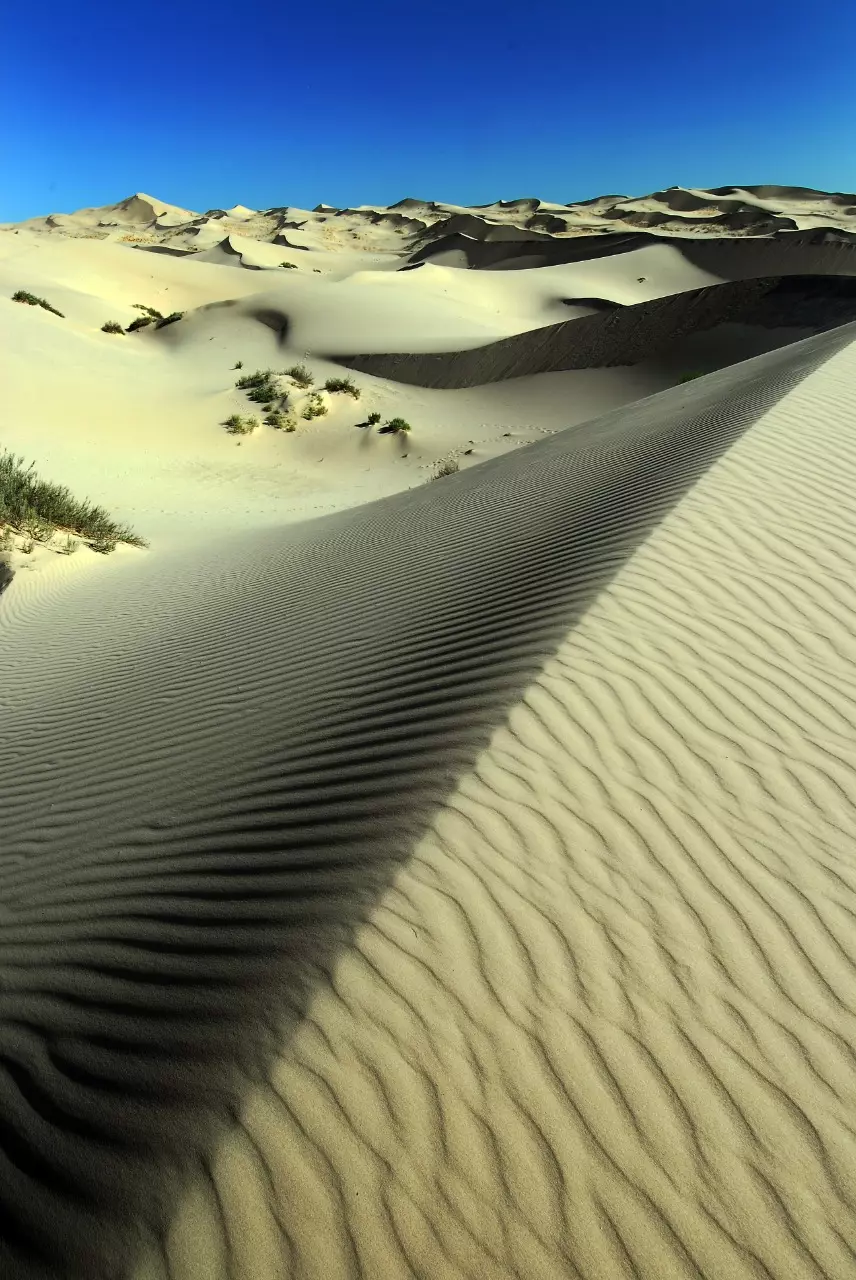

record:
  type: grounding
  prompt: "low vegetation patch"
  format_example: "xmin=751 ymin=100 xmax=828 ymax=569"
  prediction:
xmin=302 ymin=392 xmax=328 ymax=420
xmin=283 ymin=363 xmax=313 ymax=389
xmin=224 ymin=414 xmax=259 ymax=435
xmin=366 ymin=411 xmax=382 ymax=425
xmin=280 ymin=261 xmax=298 ymax=269
xmin=0 ymin=449 xmax=146 ymax=550
xmin=12 ymin=290 xmax=64 ymax=318
xmin=102 ymin=321 xmax=124 ymax=334
xmin=236 ymin=368 xmax=281 ymax=404
xmin=433 ymin=457 xmax=459 ymax=479
xmin=132 ymin=304 xmax=164 ymax=319
xmin=324 ymin=376 xmax=360 ymax=399
xmin=155 ymin=311 xmax=184 ymax=328
xmin=127 ymin=316 xmax=155 ymax=332
xmin=264 ymin=410 xmax=296 ymax=431
xmin=382 ymin=417 xmax=411 ymax=434
xmin=233 ymin=360 xmax=244 ymax=369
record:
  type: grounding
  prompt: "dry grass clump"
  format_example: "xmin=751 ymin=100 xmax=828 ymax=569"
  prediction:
xmin=12 ymin=290 xmax=64 ymax=317
xmin=0 ymin=449 xmax=146 ymax=550
xmin=433 ymin=457 xmax=459 ymax=479
xmin=324 ymin=376 xmax=360 ymax=399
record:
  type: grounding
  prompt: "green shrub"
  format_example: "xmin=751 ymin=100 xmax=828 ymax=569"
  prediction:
xmin=384 ymin=417 xmax=411 ymax=434
xmin=224 ymin=414 xmax=256 ymax=435
xmin=280 ymin=261 xmax=298 ymax=269
xmin=302 ymin=392 xmax=328 ymax=420
xmin=90 ymin=537 xmax=117 ymax=555
xmin=367 ymin=411 xmax=382 ymax=425
xmin=233 ymin=360 xmax=244 ymax=369
xmin=235 ymin=368 xmax=280 ymax=404
xmin=324 ymin=376 xmax=360 ymax=399
xmin=156 ymin=311 xmax=184 ymax=328
xmin=0 ymin=449 xmax=145 ymax=549
xmin=102 ymin=321 xmax=124 ymax=334
xmin=283 ymin=363 xmax=313 ymax=389
xmin=132 ymin=304 xmax=164 ymax=319
xmin=127 ymin=316 xmax=155 ymax=332
xmin=265 ymin=410 xmax=296 ymax=431
xmin=12 ymin=290 xmax=64 ymax=317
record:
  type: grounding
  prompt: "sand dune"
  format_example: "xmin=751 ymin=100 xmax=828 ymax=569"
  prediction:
xmin=5 ymin=187 xmax=856 ymax=1278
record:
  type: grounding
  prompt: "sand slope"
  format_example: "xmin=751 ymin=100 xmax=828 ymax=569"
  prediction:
xmin=6 ymin=186 xmax=856 ymax=1278
xmin=3 ymin=318 xmax=856 ymax=1277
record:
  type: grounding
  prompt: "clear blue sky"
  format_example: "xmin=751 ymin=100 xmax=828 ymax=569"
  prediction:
xmin=2 ymin=0 xmax=855 ymax=221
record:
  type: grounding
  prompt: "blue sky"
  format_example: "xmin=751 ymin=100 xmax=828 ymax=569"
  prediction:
xmin=2 ymin=0 xmax=855 ymax=220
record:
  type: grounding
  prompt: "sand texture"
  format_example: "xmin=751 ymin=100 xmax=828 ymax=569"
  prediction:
xmin=4 ymin=187 xmax=856 ymax=1279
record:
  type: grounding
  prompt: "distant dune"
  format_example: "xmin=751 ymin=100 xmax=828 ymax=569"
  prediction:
xmin=4 ymin=185 xmax=856 ymax=1280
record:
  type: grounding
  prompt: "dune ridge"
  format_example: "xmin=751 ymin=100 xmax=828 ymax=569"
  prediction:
xmin=3 ymin=322 xmax=856 ymax=1277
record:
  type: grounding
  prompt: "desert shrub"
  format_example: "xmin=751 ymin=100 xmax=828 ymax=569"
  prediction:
xmin=433 ymin=457 xmax=459 ymax=479
xmin=90 ymin=537 xmax=117 ymax=555
xmin=678 ymin=371 xmax=704 ymax=384
xmin=60 ymin=534 xmax=80 ymax=555
xmin=283 ymin=363 xmax=313 ymax=389
xmin=102 ymin=321 xmax=124 ymax=334
xmin=156 ymin=311 xmax=183 ymax=328
xmin=302 ymin=392 xmax=328 ymax=420
xmin=280 ymin=261 xmax=298 ymax=269
xmin=20 ymin=514 xmax=56 ymax=543
xmin=265 ymin=410 xmax=296 ymax=431
xmin=324 ymin=376 xmax=360 ymax=399
xmin=235 ymin=369 xmax=274 ymax=389
xmin=224 ymin=414 xmax=256 ymax=435
xmin=0 ymin=526 xmax=13 ymax=552
xmin=0 ymin=449 xmax=145 ymax=548
xmin=233 ymin=360 xmax=244 ymax=369
xmin=132 ymin=304 xmax=163 ymax=319
xmin=235 ymin=368 xmax=280 ymax=404
xmin=366 ymin=411 xmax=382 ymax=425
xmin=127 ymin=316 xmax=155 ymax=332
xmin=383 ymin=417 xmax=411 ymax=434
xmin=12 ymin=290 xmax=64 ymax=317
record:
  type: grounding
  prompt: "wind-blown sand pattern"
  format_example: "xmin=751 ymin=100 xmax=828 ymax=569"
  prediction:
xmin=4 ymin=188 xmax=856 ymax=1278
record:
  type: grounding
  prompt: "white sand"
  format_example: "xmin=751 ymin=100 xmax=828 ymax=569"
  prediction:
xmin=3 ymin=188 xmax=856 ymax=1280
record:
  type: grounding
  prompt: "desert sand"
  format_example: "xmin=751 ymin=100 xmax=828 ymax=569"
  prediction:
xmin=3 ymin=185 xmax=856 ymax=1279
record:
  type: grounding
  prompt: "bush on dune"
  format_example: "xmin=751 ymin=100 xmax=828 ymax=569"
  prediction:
xmin=155 ymin=311 xmax=184 ymax=328
xmin=283 ymin=363 xmax=313 ymax=389
xmin=302 ymin=392 xmax=328 ymax=420
xmin=12 ymin=290 xmax=64 ymax=318
xmin=102 ymin=321 xmax=124 ymax=334
xmin=0 ymin=449 xmax=146 ymax=551
xmin=132 ymin=304 xmax=164 ymax=319
xmin=324 ymin=376 xmax=360 ymax=399
xmin=127 ymin=316 xmax=155 ymax=332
